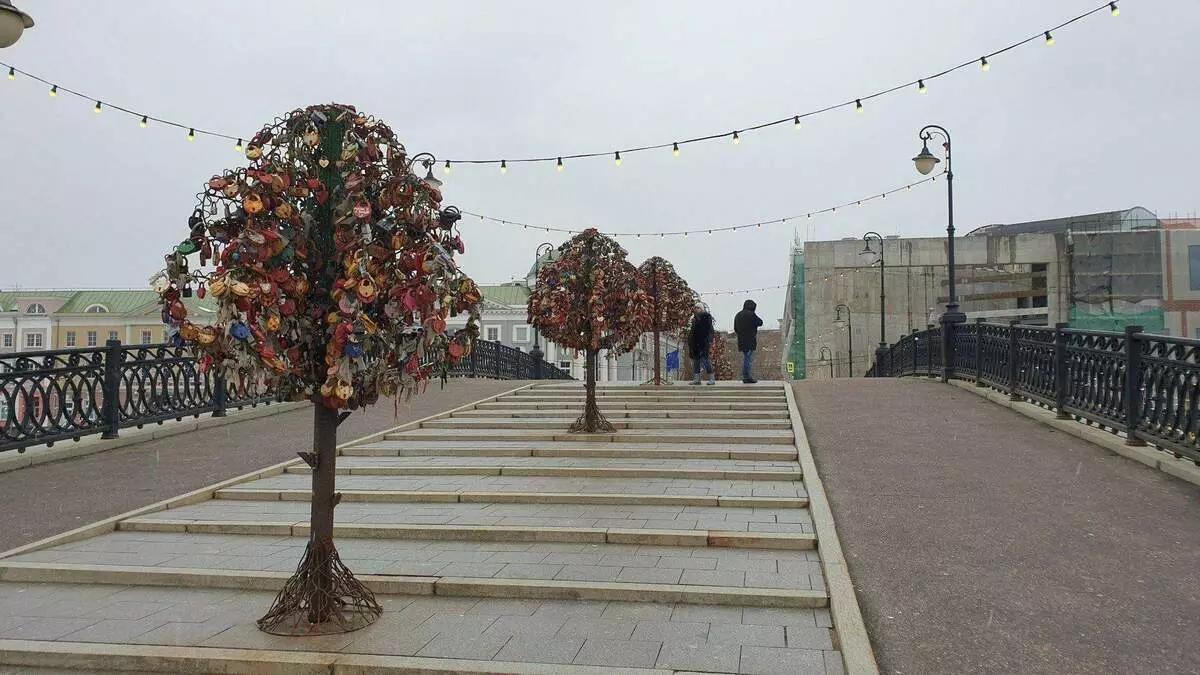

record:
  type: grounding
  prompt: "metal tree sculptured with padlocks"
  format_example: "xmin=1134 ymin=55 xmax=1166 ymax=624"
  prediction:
xmin=153 ymin=103 xmax=482 ymax=635
xmin=637 ymin=256 xmax=696 ymax=385
xmin=528 ymin=229 xmax=649 ymax=432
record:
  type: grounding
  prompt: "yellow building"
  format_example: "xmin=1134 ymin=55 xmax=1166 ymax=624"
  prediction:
xmin=0 ymin=290 xmax=216 ymax=354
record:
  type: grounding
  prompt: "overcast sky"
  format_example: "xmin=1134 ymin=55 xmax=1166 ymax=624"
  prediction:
xmin=1 ymin=0 xmax=1195 ymax=326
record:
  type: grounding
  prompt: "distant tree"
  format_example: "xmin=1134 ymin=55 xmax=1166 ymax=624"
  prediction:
xmin=528 ymin=229 xmax=649 ymax=431
xmin=637 ymin=256 xmax=695 ymax=385
xmin=153 ymin=103 xmax=481 ymax=635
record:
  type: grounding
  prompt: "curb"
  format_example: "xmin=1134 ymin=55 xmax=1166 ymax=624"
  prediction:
xmin=0 ymin=400 xmax=308 ymax=475
xmin=784 ymin=384 xmax=880 ymax=675
xmin=948 ymin=379 xmax=1200 ymax=488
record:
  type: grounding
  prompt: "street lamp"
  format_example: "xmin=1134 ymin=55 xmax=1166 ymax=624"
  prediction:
xmin=530 ymin=242 xmax=554 ymax=355
xmin=0 ymin=0 xmax=34 ymax=48
xmin=818 ymin=346 xmax=834 ymax=379
xmin=913 ymin=124 xmax=966 ymax=381
xmin=861 ymin=231 xmax=887 ymax=371
xmin=833 ymin=303 xmax=854 ymax=377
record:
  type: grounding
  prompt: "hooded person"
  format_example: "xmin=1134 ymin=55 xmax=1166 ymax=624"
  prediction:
xmin=687 ymin=303 xmax=716 ymax=385
xmin=733 ymin=299 xmax=764 ymax=383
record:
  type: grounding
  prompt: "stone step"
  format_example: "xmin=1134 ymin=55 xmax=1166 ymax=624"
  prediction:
xmin=529 ymin=385 xmax=784 ymax=395
xmin=384 ymin=429 xmax=795 ymax=445
xmin=476 ymin=401 xmax=789 ymax=411
xmin=421 ymin=418 xmax=793 ymax=431
xmin=6 ymin=530 xmax=826 ymax=599
xmin=320 ymin=456 xmax=800 ymax=471
xmin=216 ymin=488 xmax=807 ymax=509
xmin=278 ymin=465 xmax=802 ymax=481
xmin=502 ymin=395 xmax=783 ymax=404
xmin=455 ymin=409 xmax=789 ymax=420
xmin=118 ymin=497 xmax=813 ymax=540
xmin=343 ymin=441 xmax=798 ymax=462
xmin=0 ymin=581 xmax=838 ymax=673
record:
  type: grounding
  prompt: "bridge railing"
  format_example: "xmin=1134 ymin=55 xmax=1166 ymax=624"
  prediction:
xmin=869 ymin=320 xmax=1200 ymax=465
xmin=0 ymin=338 xmax=570 ymax=455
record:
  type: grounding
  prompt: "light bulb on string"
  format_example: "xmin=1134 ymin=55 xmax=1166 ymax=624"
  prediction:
xmin=48 ymin=84 xmax=57 ymax=97
xmin=139 ymin=115 xmax=148 ymax=128
xmin=980 ymin=56 xmax=990 ymax=71
xmin=918 ymin=79 xmax=927 ymax=94
xmin=7 ymin=67 xmax=14 ymax=80
xmin=732 ymin=131 xmax=740 ymax=145
xmin=187 ymin=128 xmax=195 ymax=142
xmin=94 ymin=101 xmax=102 ymax=114
xmin=1110 ymin=2 xmax=1119 ymax=16
xmin=556 ymin=157 xmax=564 ymax=172
xmin=500 ymin=160 xmax=508 ymax=174
xmin=672 ymin=142 xmax=680 ymax=157
xmin=794 ymin=116 xmax=802 ymax=130
xmin=1044 ymin=31 xmax=1055 ymax=45
xmin=614 ymin=151 xmax=622 ymax=167
xmin=444 ymin=160 xmax=451 ymax=175
xmin=234 ymin=138 xmax=244 ymax=152
xmin=855 ymin=99 xmax=864 ymax=114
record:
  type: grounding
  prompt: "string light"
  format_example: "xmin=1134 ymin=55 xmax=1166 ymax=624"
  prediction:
xmin=0 ymin=3 xmax=1118 ymax=160
xmin=139 ymin=115 xmax=148 ymax=128
xmin=93 ymin=101 xmax=102 ymax=114
xmin=187 ymin=128 xmax=195 ymax=142
xmin=793 ymin=116 xmax=802 ymax=130
xmin=732 ymin=131 xmax=741 ymax=145
xmin=500 ymin=160 xmax=508 ymax=174
xmin=556 ymin=157 xmax=564 ymax=172
xmin=980 ymin=56 xmax=990 ymax=71
xmin=444 ymin=160 xmax=451 ymax=175
xmin=234 ymin=138 xmax=244 ymax=152
xmin=48 ymin=84 xmax=56 ymax=97
xmin=614 ymin=151 xmax=622 ymax=167
xmin=6 ymin=67 xmax=13 ymax=80
xmin=1044 ymin=31 xmax=1055 ymax=46
xmin=459 ymin=172 xmax=941 ymax=238
xmin=672 ymin=142 xmax=680 ymax=157
xmin=918 ymin=79 xmax=927 ymax=94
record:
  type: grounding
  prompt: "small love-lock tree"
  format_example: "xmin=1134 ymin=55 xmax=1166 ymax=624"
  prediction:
xmin=529 ymin=229 xmax=649 ymax=432
xmin=152 ymin=103 xmax=482 ymax=635
xmin=638 ymin=256 xmax=696 ymax=385
xmin=711 ymin=332 xmax=735 ymax=380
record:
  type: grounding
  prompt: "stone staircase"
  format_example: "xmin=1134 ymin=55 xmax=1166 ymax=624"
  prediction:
xmin=0 ymin=382 xmax=847 ymax=674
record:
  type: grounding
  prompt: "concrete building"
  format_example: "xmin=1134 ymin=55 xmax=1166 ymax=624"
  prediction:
xmin=783 ymin=207 xmax=1176 ymax=379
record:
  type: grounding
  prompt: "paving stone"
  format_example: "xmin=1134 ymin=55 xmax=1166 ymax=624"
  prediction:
xmin=742 ymin=607 xmax=819 ymax=626
xmin=437 ymin=562 xmax=506 ymax=578
xmin=656 ymin=641 xmax=741 ymax=672
xmin=484 ymin=614 xmax=568 ymax=638
xmin=739 ymin=646 xmax=826 ymax=674
xmin=556 ymin=564 xmax=622 ymax=582
xmin=80 ymin=600 xmax=175 ymax=621
xmin=824 ymin=649 xmax=846 ymax=675
xmin=599 ymin=601 xmax=673 ymax=622
xmin=127 ymin=618 xmax=237 ymax=646
xmin=786 ymin=624 xmax=835 ymax=650
xmin=573 ymin=638 xmax=664 ymax=668
xmin=499 ymin=563 xmax=565 ymax=579
xmin=59 ymin=616 xmax=169 ymax=643
xmin=707 ymin=622 xmax=787 ymax=647
xmin=632 ymin=620 xmax=709 ymax=643
xmin=494 ymin=634 xmax=585 ymax=664
xmin=416 ymin=633 xmax=511 ymax=660
xmin=671 ymin=605 xmax=744 ymax=624
xmin=680 ymin=569 xmax=747 ymax=587
xmin=615 ymin=566 xmax=685 ymax=585
xmin=418 ymin=612 xmax=500 ymax=636
xmin=0 ymin=618 xmax=100 ymax=640
xmin=557 ymin=616 xmax=636 ymax=641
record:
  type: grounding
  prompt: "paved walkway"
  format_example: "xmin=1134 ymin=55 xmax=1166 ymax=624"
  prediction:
xmin=0 ymin=382 xmax=849 ymax=674
xmin=0 ymin=379 xmax=525 ymax=553
xmin=795 ymin=378 xmax=1200 ymax=675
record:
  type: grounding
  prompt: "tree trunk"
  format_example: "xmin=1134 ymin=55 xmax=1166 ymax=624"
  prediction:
xmin=652 ymin=260 xmax=662 ymax=385
xmin=570 ymin=347 xmax=614 ymax=433
xmin=308 ymin=402 xmax=338 ymax=622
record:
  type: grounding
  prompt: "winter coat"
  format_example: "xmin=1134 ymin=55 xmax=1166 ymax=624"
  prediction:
xmin=733 ymin=300 xmax=763 ymax=352
xmin=688 ymin=312 xmax=715 ymax=359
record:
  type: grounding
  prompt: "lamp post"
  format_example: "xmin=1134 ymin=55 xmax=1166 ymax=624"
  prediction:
xmin=913 ymin=124 xmax=966 ymax=381
xmin=0 ymin=1 xmax=33 ymax=48
xmin=833 ymin=303 xmax=853 ymax=377
xmin=861 ymin=232 xmax=887 ymax=372
xmin=818 ymin=346 xmax=834 ymax=379
xmin=529 ymin=242 xmax=554 ymax=378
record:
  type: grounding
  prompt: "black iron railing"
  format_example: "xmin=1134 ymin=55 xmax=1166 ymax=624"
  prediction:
xmin=869 ymin=320 xmax=1200 ymax=465
xmin=0 ymin=338 xmax=569 ymax=454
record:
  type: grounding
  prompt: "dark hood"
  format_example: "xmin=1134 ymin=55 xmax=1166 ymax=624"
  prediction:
xmin=742 ymin=300 xmax=757 ymax=311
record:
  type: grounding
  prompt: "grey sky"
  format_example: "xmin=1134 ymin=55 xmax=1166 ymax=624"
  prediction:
xmin=1 ymin=0 xmax=1195 ymax=327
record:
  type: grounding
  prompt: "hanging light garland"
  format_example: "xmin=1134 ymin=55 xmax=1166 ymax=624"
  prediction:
xmin=0 ymin=2 xmax=1120 ymax=161
xmin=459 ymin=173 xmax=942 ymax=238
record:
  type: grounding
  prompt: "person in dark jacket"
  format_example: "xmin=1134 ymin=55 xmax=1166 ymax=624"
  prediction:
xmin=688 ymin=304 xmax=716 ymax=385
xmin=733 ymin=299 xmax=764 ymax=383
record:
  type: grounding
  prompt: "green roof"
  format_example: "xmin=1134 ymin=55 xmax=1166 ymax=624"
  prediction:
xmin=0 ymin=290 xmax=217 ymax=315
xmin=0 ymin=290 xmax=75 ymax=312
xmin=480 ymin=284 xmax=531 ymax=308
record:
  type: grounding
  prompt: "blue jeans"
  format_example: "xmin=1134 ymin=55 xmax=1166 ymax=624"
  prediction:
xmin=742 ymin=350 xmax=755 ymax=380
xmin=693 ymin=355 xmax=713 ymax=377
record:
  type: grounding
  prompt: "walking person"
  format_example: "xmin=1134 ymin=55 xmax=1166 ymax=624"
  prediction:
xmin=734 ymin=299 xmax=763 ymax=384
xmin=688 ymin=304 xmax=716 ymax=385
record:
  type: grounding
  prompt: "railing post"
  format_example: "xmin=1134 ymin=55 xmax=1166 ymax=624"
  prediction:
xmin=100 ymin=339 xmax=122 ymax=439
xmin=1007 ymin=320 xmax=1021 ymax=401
xmin=1124 ymin=325 xmax=1146 ymax=446
xmin=470 ymin=343 xmax=478 ymax=378
xmin=926 ymin=325 xmax=936 ymax=378
xmin=530 ymin=344 xmax=543 ymax=380
xmin=494 ymin=343 xmax=503 ymax=379
xmin=911 ymin=329 xmax=919 ymax=375
xmin=974 ymin=318 xmax=986 ymax=387
xmin=212 ymin=370 xmax=228 ymax=418
xmin=1053 ymin=322 xmax=1070 ymax=419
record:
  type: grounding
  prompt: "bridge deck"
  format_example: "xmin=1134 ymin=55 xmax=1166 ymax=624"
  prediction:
xmin=795 ymin=377 xmax=1200 ymax=675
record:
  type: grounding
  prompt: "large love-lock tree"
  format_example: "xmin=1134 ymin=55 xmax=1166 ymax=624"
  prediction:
xmin=528 ymin=229 xmax=649 ymax=432
xmin=638 ymin=256 xmax=696 ymax=385
xmin=152 ymin=103 xmax=482 ymax=635
xmin=710 ymin=331 xmax=735 ymax=380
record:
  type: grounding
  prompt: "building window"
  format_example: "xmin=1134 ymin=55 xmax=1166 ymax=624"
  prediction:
xmin=108 ymin=330 xmax=119 ymax=342
xmin=86 ymin=331 xmax=98 ymax=347
xmin=141 ymin=330 xmax=152 ymax=344
xmin=558 ymin=360 xmax=573 ymax=370
xmin=25 ymin=333 xmax=43 ymax=349
xmin=65 ymin=331 xmax=77 ymax=347
xmin=1 ymin=334 xmax=11 ymax=348
xmin=513 ymin=325 xmax=530 ymax=343
xmin=84 ymin=304 xmax=109 ymax=313
xmin=485 ymin=326 xmax=500 ymax=342
xmin=26 ymin=303 xmax=46 ymax=314
xmin=1190 ymin=245 xmax=1200 ymax=291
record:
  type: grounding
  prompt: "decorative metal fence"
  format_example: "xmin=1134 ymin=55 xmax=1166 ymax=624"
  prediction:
xmin=869 ymin=320 xmax=1200 ymax=465
xmin=1 ymin=338 xmax=569 ymax=454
